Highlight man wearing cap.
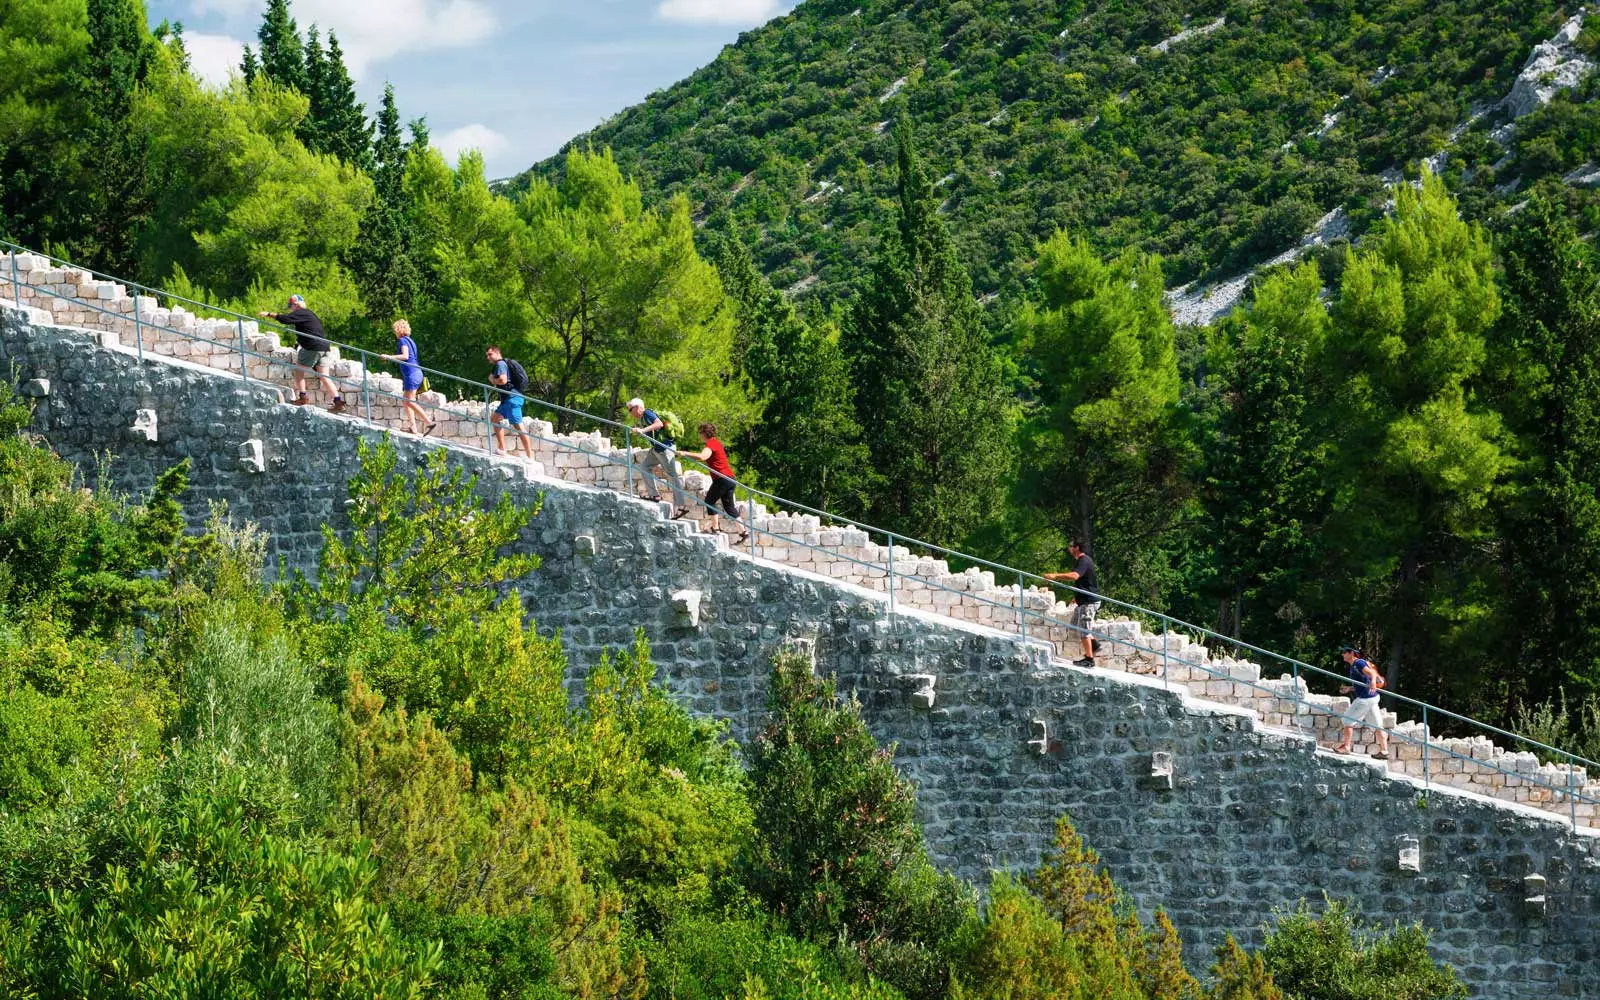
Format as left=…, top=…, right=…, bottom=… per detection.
left=259, top=295, right=346, bottom=413
left=627, top=397, right=688, bottom=518
left=1334, top=646, right=1389, bottom=760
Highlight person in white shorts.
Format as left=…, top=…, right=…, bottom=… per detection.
left=1333, top=645, right=1389, bottom=760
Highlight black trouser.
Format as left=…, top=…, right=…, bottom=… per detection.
left=706, top=474, right=738, bottom=518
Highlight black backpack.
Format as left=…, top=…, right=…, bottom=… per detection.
left=504, top=359, right=530, bottom=394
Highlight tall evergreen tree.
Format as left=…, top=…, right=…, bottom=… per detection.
left=841, top=125, right=1015, bottom=545
left=1203, top=263, right=1328, bottom=646
left=255, top=0, right=306, bottom=93
left=1497, top=198, right=1600, bottom=705
left=300, top=24, right=328, bottom=152
left=1323, top=174, right=1508, bottom=695
left=317, top=33, right=371, bottom=167
left=1011, top=233, right=1183, bottom=600
left=349, top=84, right=418, bottom=323
left=77, top=0, right=153, bottom=274
left=239, top=43, right=259, bottom=83
left=712, top=229, right=869, bottom=513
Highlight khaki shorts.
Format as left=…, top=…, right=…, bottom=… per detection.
left=1344, top=695, right=1383, bottom=728
left=296, top=348, right=328, bottom=370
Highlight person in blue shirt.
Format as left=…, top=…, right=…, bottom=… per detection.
left=379, top=319, right=434, bottom=436
left=1334, top=645, right=1389, bottom=760
left=627, top=396, right=688, bottom=518
left=485, top=346, right=534, bottom=460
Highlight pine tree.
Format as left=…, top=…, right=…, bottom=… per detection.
left=239, top=43, right=259, bottom=83
left=1324, top=173, right=1508, bottom=694
left=1207, top=936, right=1282, bottom=1000
left=712, top=229, right=869, bottom=513
left=256, top=0, right=306, bottom=93
left=841, top=124, right=1015, bottom=545
left=1497, top=198, right=1600, bottom=704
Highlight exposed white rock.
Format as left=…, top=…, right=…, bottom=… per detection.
left=1314, top=111, right=1341, bottom=137
left=804, top=179, right=838, bottom=203
left=1566, top=162, right=1600, bottom=187
left=1505, top=13, right=1593, bottom=119
left=1165, top=207, right=1349, bottom=327
left=1370, top=65, right=1396, bottom=85
left=1152, top=16, right=1225, bottom=54
left=879, top=76, right=907, bottom=102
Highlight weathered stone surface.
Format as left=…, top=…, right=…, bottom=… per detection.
left=128, top=408, right=157, bottom=442
left=239, top=438, right=265, bottom=474
left=670, top=589, right=702, bottom=628
left=5, top=302, right=1600, bottom=998
left=20, top=377, right=49, bottom=397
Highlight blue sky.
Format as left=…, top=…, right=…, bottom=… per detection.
left=147, top=0, right=791, bottom=179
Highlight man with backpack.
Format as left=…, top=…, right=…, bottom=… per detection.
left=1333, top=645, right=1389, bottom=761
left=627, top=397, right=688, bottom=518
left=485, top=346, right=535, bottom=461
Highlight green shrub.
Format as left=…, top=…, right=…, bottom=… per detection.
left=1258, top=898, right=1467, bottom=1000
left=643, top=915, right=906, bottom=1000
left=745, top=650, right=974, bottom=1000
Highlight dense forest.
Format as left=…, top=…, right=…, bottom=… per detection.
left=0, top=380, right=1469, bottom=998
left=4, top=0, right=1600, bottom=826
left=522, top=0, right=1600, bottom=306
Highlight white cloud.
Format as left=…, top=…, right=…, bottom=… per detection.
left=185, top=0, right=496, bottom=78
left=185, top=31, right=246, bottom=87
left=435, top=123, right=509, bottom=162
left=657, top=0, right=780, bottom=25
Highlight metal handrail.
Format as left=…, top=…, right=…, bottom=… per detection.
left=3, top=240, right=1596, bottom=829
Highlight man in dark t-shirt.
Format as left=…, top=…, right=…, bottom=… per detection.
left=258, top=294, right=346, bottom=412
left=1044, top=539, right=1101, bottom=666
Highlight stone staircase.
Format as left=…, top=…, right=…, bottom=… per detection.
left=4, top=250, right=1597, bottom=829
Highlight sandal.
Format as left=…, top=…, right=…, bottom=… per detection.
left=672, top=507, right=691, bottom=520
left=422, top=422, right=437, bottom=437
left=1332, top=745, right=1353, bottom=755
left=640, top=494, right=663, bottom=502
left=732, top=531, right=750, bottom=545
left=1371, top=750, right=1389, bottom=760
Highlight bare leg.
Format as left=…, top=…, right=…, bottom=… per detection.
left=294, top=367, right=309, bottom=398
left=492, top=414, right=508, bottom=453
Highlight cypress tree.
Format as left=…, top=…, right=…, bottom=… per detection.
left=239, top=43, right=259, bottom=83
left=300, top=25, right=328, bottom=152
left=1497, top=198, right=1600, bottom=705
left=349, top=83, right=418, bottom=322
left=78, top=0, right=152, bottom=274
left=841, top=124, right=1015, bottom=545
left=711, top=229, right=869, bottom=513
left=256, top=0, right=306, bottom=93
left=320, top=33, right=372, bottom=168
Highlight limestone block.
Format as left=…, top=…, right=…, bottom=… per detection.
left=671, top=589, right=703, bottom=628
left=127, top=408, right=157, bottom=443
left=1524, top=873, right=1547, bottom=917
left=1149, top=751, right=1175, bottom=790
left=238, top=438, right=265, bottom=474
left=1396, top=835, right=1421, bottom=873
left=1028, top=719, right=1051, bottom=756
left=899, top=673, right=937, bottom=709
left=574, top=534, right=597, bottom=556
left=19, top=378, right=49, bottom=397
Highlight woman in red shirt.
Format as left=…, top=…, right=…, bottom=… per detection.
left=687, top=422, right=747, bottom=543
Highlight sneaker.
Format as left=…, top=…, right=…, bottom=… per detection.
left=328, top=398, right=348, bottom=414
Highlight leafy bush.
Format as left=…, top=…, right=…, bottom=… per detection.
left=746, top=650, right=974, bottom=1000
left=1258, top=899, right=1467, bottom=1000
left=643, top=915, right=907, bottom=1000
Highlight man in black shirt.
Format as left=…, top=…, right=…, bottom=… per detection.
left=1044, top=539, right=1101, bottom=666
left=259, top=295, right=346, bottom=413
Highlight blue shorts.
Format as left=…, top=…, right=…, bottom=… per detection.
left=495, top=394, right=524, bottom=424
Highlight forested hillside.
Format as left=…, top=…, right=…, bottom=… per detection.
left=520, top=0, right=1599, bottom=306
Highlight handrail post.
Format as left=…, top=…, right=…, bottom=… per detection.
left=1017, top=571, right=1026, bottom=643
left=1291, top=660, right=1300, bottom=735
left=1572, top=758, right=1579, bottom=831
left=1162, top=622, right=1169, bottom=688
left=886, top=531, right=897, bottom=612
left=745, top=493, right=756, bottom=556
left=1422, top=705, right=1431, bottom=806
left=8, top=248, right=17, bottom=308
left=235, top=318, right=247, bottom=382
left=132, top=282, right=144, bottom=365
left=362, top=359, right=371, bottom=422
left=625, top=427, right=636, bottom=496
left=483, top=386, right=492, bottom=455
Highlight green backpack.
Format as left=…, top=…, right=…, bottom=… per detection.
left=657, top=409, right=685, bottom=443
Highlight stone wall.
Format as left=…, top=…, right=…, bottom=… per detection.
left=3, top=300, right=1598, bottom=996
